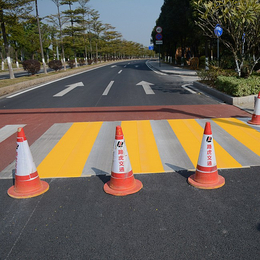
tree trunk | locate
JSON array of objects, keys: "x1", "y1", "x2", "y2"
[
  {"x1": 0, "y1": 8, "x2": 14, "y2": 79},
  {"x1": 35, "y1": 0, "x2": 47, "y2": 74}
]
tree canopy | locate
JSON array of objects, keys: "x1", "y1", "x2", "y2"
[{"x1": 0, "y1": 0, "x2": 154, "y2": 78}]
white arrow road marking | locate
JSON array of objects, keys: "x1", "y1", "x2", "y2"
[
  {"x1": 53, "y1": 82, "x2": 84, "y2": 97},
  {"x1": 102, "y1": 81, "x2": 114, "y2": 95},
  {"x1": 136, "y1": 81, "x2": 155, "y2": 95}
]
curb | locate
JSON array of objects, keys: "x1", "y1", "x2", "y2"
[{"x1": 193, "y1": 81, "x2": 256, "y2": 106}]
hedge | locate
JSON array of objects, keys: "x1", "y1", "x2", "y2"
[{"x1": 215, "y1": 75, "x2": 260, "y2": 97}]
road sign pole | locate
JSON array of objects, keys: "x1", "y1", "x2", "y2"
[
  {"x1": 159, "y1": 45, "x2": 161, "y2": 67},
  {"x1": 214, "y1": 24, "x2": 223, "y2": 67},
  {"x1": 217, "y1": 37, "x2": 219, "y2": 67}
]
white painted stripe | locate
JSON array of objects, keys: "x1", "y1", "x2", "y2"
[
  {"x1": 82, "y1": 121, "x2": 120, "y2": 176},
  {"x1": 118, "y1": 70, "x2": 122, "y2": 74},
  {"x1": 181, "y1": 84, "x2": 197, "y2": 94},
  {"x1": 102, "y1": 81, "x2": 114, "y2": 96},
  {"x1": 0, "y1": 123, "x2": 72, "y2": 179},
  {"x1": 145, "y1": 61, "x2": 167, "y2": 75},
  {"x1": 0, "y1": 125, "x2": 26, "y2": 143},
  {"x1": 6, "y1": 64, "x2": 112, "y2": 99},
  {"x1": 150, "y1": 120, "x2": 194, "y2": 171}
]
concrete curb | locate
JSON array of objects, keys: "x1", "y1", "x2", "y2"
[{"x1": 193, "y1": 81, "x2": 256, "y2": 106}]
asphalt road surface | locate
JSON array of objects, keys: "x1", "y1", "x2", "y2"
[
  {"x1": 0, "y1": 60, "x2": 218, "y2": 109},
  {"x1": 1, "y1": 168, "x2": 260, "y2": 260},
  {"x1": 0, "y1": 59, "x2": 259, "y2": 260}
]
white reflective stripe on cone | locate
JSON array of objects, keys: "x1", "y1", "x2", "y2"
[{"x1": 16, "y1": 140, "x2": 37, "y2": 176}]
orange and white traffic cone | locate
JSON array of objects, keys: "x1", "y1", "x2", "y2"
[
  {"x1": 188, "y1": 122, "x2": 225, "y2": 189},
  {"x1": 7, "y1": 127, "x2": 49, "y2": 199},
  {"x1": 248, "y1": 92, "x2": 260, "y2": 125},
  {"x1": 104, "y1": 125, "x2": 143, "y2": 196}
]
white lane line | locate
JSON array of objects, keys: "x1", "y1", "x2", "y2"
[
  {"x1": 6, "y1": 64, "x2": 111, "y2": 99},
  {"x1": 145, "y1": 61, "x2": 167, "y2": 75},
  {"x1": 118, "y1": 70, "x2": 122, "y2": 74},
  {"x1": 102, "y1": 81, "x2": 114, "y2": 96},
  {"x1": 181, "y1": 84, "x2": 197, "y2": 94}
]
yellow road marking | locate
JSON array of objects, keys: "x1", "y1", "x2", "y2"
[
  {"x1": 213, "y1": 118, "x2": 260, "y2": 156},
  {"x1": 121, "y1": 120, "x2": 164, "y2": 174},
  {"x1": 168, "y1": 119, "x2": 241, "y2": 169},
  {"x1": 168, "y1": 119, "x2": 201, "y2": 168},
  {"x1": 37, "y1": 122, "x2": 102, "y2": 178}
]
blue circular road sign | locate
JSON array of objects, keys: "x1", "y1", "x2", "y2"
[
  {"x1": 214, "y1": 24, "x2": 223, "y2": 37},
  {"x1": 156, "y1": 33, "x2": 163, "y2": 40}
]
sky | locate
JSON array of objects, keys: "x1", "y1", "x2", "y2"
[{"x1": 37, "y1": 0, "x2": 164, "y2": 47}]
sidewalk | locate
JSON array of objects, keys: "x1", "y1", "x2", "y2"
[
  {"x1": 148, "y1": 59, "x2": 198, "y2": 77},
  {"x1": 148, "y1": 60, "x2": 255, "y2": 114}
]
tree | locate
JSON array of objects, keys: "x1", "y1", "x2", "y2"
[
  {"x1": 76, "y1": 0, "x2": 90, "y2": 59},
  {"x1": 61, "y1": 0, "x2": 83, "y2": 66},
  {"x1": 35, "y1": 0, "x2": 47, "y2": 74},
  {"x1": 151, "y1": 0, "x2": 201, "y2": 61},
  {"x1": 0, "y1": 0, "x2": 33, "y2": 79},
  {"x1": 90, "y1": 10, "x2": 105, "y2": 62},
  {"x1": 193, "y1": 0, "x2": 260, "y2": 76},
  {"x1": 8, "y1": 17, "x2": 26, "y2": 67},
  {"x1": 47, "y1": 0, "x2": 69, "y2": 70}
]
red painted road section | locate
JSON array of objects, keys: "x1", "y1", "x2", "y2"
[{"x1": 0, "y1": 104, "x2": 250, "y2": 173}]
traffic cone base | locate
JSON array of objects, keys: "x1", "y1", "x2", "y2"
[
  {"x1": 8, "y1": 178, "x2": 49, "y2": 199},
  {"x1": 188, "y1": 173, "x2": 225, "y2": 189},
  {"x1": 104, "y1": 178, "x2": 143, "y2": 196},
  {"x1": 248, "y1": 115, "x2": 260, "y2": 125}
]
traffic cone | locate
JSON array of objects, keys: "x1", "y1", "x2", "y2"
[
  {"x1": 248, "y1": 92, "x2": 260, "y2": 125},
  {"x1": 104, "y1": 125, "x2": 143, "y2": 196},
  {"x1": 188, "y1": 122, "x2": 225, "y2": 189},
  {"x1": 7, "y1": 127, "x2": 49, "y2": 199}
]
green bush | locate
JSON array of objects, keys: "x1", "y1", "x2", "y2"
[
  {"x1": 79, "y1": 59, "x2": 86, "y2": 66},
  {"x1": 216, "y1": 75, "x2": 260, "y2": 97},
  {"x1": 199, "y1": 56, "x2": 205, "y2": 67},
  {"x1": 48, "y1": 60, "x2": 62, "y2": 71},
  {"x1": 197, "y1": 66, "x2": 235, "y2": 81},
  {"x1": 22, "y1": 59, "x2": 41, "y2": 75},
  {"x1": 67, "y1": 60, "x2": 74, "y2": 69}
]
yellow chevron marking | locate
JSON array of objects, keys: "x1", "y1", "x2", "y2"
[
  {"x1": 213, "y1": 118, "x2": 260, "y2": 157},
  {"x1": 168, "y1": 119, "x2": 201, "y2": 168},
  {"x1": 37, "y1": 122, "x2": 102, "y2": 178},
  {"x1": 121, "y1": 120, "x2": 164, "y2": 174},
  {"x1": 168, "y1": 119, "x2": 241, "y2": 169}
]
